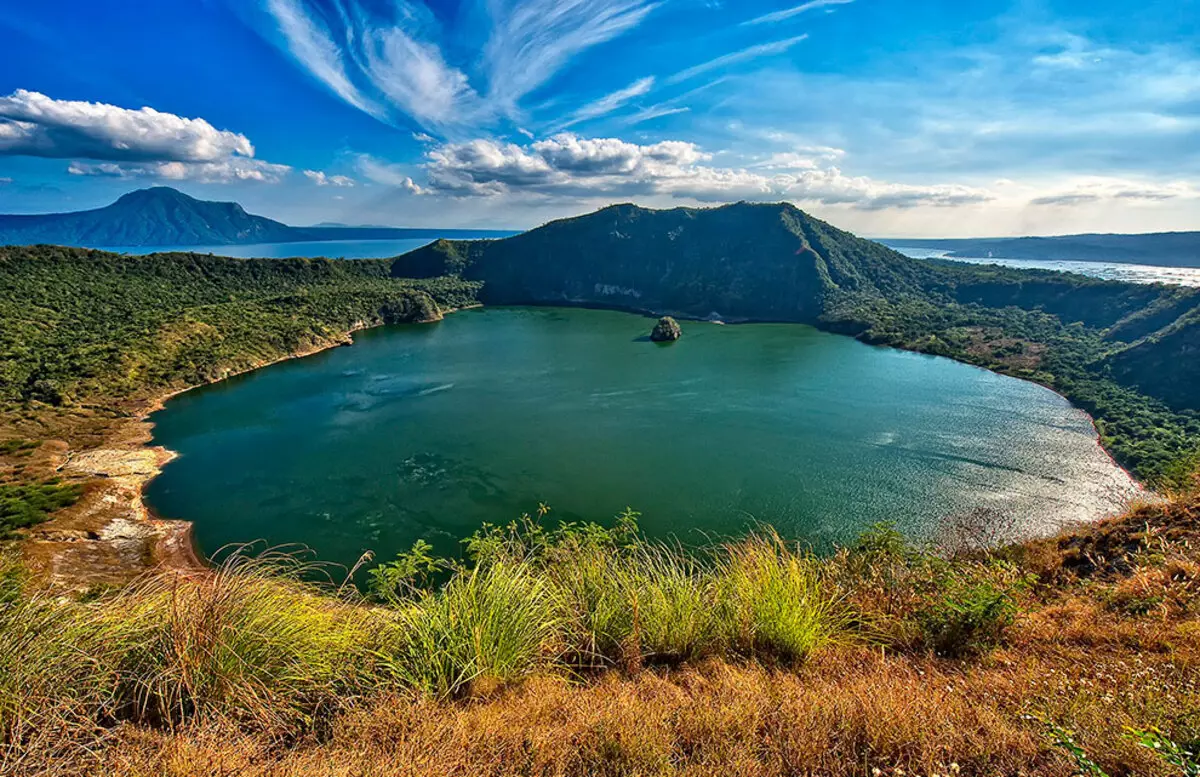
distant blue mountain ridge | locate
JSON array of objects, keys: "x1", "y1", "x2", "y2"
[{"x1": 0, "y1": 187, "x2": 517, "y2": 247}]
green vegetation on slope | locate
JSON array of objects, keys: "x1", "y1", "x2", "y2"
[
  {"x1": 0, "y1": 480, "x2": 83, "y2": 539},
  {"x1": 0, "y1": 245, "x2": 480, "y2": 407},
  {"x1": 394, "y1": 202, "x2": 1200, "y2": 485}
]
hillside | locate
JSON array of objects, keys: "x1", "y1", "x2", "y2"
[
  {"x1": 0, "y1": 187, "x2": 516, "y2": 247},
  {"x1": 394, "y1": 202, "x2": 1200, "y2": 483},
  {"x1": 880, "y1": 232, "x2": 1200, "y2": 267},
  {"x1": 0, "y1": 245, "x2": 479, "y2": 409}
]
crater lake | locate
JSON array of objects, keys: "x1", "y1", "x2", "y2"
[{"x1": 144, "y1": 307, "x2": 1139, "y2": 568}]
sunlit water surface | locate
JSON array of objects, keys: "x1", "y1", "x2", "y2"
[
  {"x1": 145, "y1": 307, "x2": 1138, "y2": 568},
  {"x1": 893, "y1": 247, "x2": 1200, "y2": 287}
]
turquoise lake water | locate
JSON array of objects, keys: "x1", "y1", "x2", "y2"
[{"x1": 144, "y1": 307, "x2": 1138, "y2": 568}]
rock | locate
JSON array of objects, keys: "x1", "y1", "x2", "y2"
[{"x1": 650, "y1": 316, "x2": 682, "y2": 342}]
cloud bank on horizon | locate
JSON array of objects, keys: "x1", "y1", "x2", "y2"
[{"x1": 0, "y1": 0, "x2": 1195, "y2": 235}]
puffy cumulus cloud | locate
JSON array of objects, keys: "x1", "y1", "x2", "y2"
[
  {"x1": 303, "y1": 169, "x2": 356, "y2": 186},
  {"x1": 415, "y1": 133, "x2": 993, "y2": 209},
  {"x1": 0, "y1": 90, "x2": 254, "y2": 162},
  {"x1": 0, "y1": 90, "x2": 290, "y2": 184},
  {"x1": 68, "y1": 158, "x2": 291, "y2": 184}
]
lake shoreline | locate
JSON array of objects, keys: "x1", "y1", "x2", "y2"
[
  {"x1": 21, "y1": 305, "x2": 479, "y2": 589},
  {"x1": 24, "y1": 301, "x2": 1140, "y2": 589}
]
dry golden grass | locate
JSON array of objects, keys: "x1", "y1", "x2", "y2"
[{"x1": 7, "y1": 493, "x2": 1200, "y2": 777}]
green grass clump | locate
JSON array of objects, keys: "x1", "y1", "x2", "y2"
[
  {"x1": 382, "y1": 561, "x2": 563, "y2": 696},
  {"x1": 0, "y1": 552, "x2": 396, "y2": 753},
  {"x1": 0, "y1": 480, "x2": 84, "y2": 539},
  {"x1": 719, "y1": 533, "x2": 849, "y2": 662}
]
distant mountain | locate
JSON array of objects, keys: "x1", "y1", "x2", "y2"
[
  {"x1": 0, "y1": 187, "x2": 517, "y2": 247},
  {"x1": 879, "y1": 233, "x2": 1200, "y2": 268},
  {"x1": 0, "y1": 188, "x2": 295, "y2": 247}
]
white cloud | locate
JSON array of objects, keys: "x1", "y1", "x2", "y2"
[
  {"x1": 0, "y1": 89, "x2": 254, "y2": 162},
  {"x1": 68, "y1": 158, "x2": 291, "y2": 183},
  {"x1": 557, "y1": 77, "x2": 655, "y2": 129},
  {"x1": 667, "y1": 36, "x2": 808, "y2": 85},
  {"x1": 255, "y1": 0, "x2": 659, "y2": 134},
  {"x1": 0, "y1": 89, "x2": 289, "y2": 184},
  {"x1": 483, "y1": 0, "x2": 660, "y2": 114},
  {"x1": 1027, "y1": 178, "x2": 1197, "y2": 207},
  {"x1": 303, "y1": 169, "x2": 355, "y2": 186},
  {"x1": 356, "y1": 154, "x2": 425, "y2": 193},
  {"x1": 743, "y1": 0, "x2": 854, "y2": 26},
  {"x1": 410, "y1": 132, "x2": 993, "y2": 209},
  {"x1": 265, "y1": 0, "x2": 385, "y2": 119}
]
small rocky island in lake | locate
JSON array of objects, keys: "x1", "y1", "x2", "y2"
[{"x1": 650, "y1": 316, "x2": 682, "y2": 342}]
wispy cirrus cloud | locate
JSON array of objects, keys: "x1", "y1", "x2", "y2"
[
  {"x1": 250, "y1": 0, "x2": 660, "y2": 135},
  {"x1": 743, "y1": 0, "x2": 855, "y2": 26},
  {"x1": 482, "y1": 0, "x2": 659, "y2": 115},
  {"x1": 555, "y1": 77, "x2": 656, "y2": 130},
  {"x1": 265, "y1": 0, "x2": 385, "y2": 120},
  {"x1": 667, "y1": 36, "x2": 808, "y2": 85}
]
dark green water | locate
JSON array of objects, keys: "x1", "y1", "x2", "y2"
[{"x1": 145, "y1": 307, "x2": 1137, "y2": 567}]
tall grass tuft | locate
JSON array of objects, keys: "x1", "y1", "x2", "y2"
[
  {"x1": 381, "y1": 561, "x2": 563, "y2": 697},
  {"x1": 0, "y1": 549, "x2": 397, "y2": 758},
  {"x1": 102, "y1": 551, "x2": 393, "y2": 730},
  {"x1": 552, "y1": 542, "x2": 722, "y2": 668},
  {"x1": 719, "y1": 533, "x2": 849, "y2": 662}
]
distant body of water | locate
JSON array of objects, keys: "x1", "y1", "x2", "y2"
[
  {"x1": 111, "y1": 237, "x2": 478, "y2": 259},
  {"x1": 146, "y1": 307, "x2": 1138, "y2": 569},
  {"x1": 893, "y1": 247, "x2": 1200, "y2": 287}
]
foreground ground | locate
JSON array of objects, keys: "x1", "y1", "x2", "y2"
[{"x1": 4, "y1": 488, "x2": 1200, "y2": 777}]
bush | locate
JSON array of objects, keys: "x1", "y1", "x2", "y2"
[
  {"x1": 0, "y1": 480, "x2": 84, "y2": 538},
  {"x1": 916, "y1": 574, "x2": 1019, "y2": 657}
]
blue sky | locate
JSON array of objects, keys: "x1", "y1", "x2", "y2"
[{"x1": 0, "y1": 0, "x2": 1197, "y2": 235}]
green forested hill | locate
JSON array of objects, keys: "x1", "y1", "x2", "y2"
[
  {"x1": 0, "y1": 245, "x2": 480, "y2": 406},
  {"x1": 394, "y1": 202, "x2": 1200, "y2": 484}
]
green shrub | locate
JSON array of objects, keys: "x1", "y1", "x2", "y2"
[
  {"x1": 0, "y1": 480, "x2": 84, "y2": 538},
  {"x1": 917, "y1": 574, "x2": 1018, "y2": 657}
]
